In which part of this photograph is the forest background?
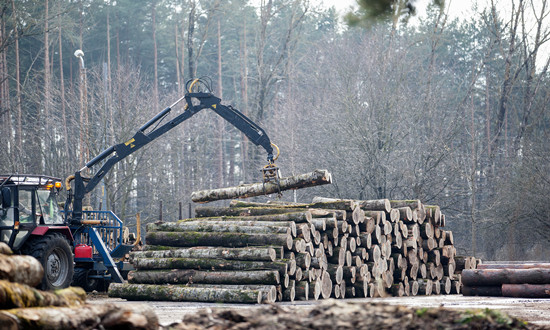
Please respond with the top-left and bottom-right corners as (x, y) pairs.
(1, 0), (549, 261)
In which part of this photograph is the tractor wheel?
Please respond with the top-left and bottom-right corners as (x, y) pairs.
(72, 267), (99, 292)
(21, 233), (74, 290)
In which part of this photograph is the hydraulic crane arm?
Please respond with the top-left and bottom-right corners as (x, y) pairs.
(65, 78), (278, 223)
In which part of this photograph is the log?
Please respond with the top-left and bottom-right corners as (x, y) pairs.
(0, 280), (85, 309)
(131, 246), (277, 262)
(462, 285), (502, 296)
(191, 169), (332, 203)
(0, 243), (12, 255)
(356, 199), (391, 213)
(283, 280), (296, 302)
(182, 284), (278, 302)
(462, 268), (550, 286)
(0, 303), (158, 330)
(109, 283), (269, 304)
(295, 281), (309, 300)
(477, 263), (550, 270)
(320, 271), (333, 299)
(396, 207), (413, 222)
(128, 269), (280, 285)
(0, 254), (44, 287)
(148, 221), (296, 236)
(193, 209), (312, 222)
(133, 257), (291, 274)
(390, 200), (422, 210)
(364, 211), (385, 225)
(441, 276), (452, 294)
(309, 280), (322, 300)
(145, 231), (293, 250)
(501, 284), (550, 298)
(391, 283), (405, 297)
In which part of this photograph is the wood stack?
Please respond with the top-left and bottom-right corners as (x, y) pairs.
(462, 263), (550, 298)
(111, 197), (472, 303)
(0, 242), (158, 329)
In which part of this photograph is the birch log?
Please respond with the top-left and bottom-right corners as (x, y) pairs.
(191, 169), (332, 203)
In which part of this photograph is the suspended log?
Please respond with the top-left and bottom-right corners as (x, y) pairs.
(0, 280), (85, 309)
(128, 269), (280, 285)
(191, 169), (332, 203)
(462, 268), (550, 286)
(501, 284), (550, 298)
(146, 231), (293, 250)
(109, 283), (270, 304)
(131, 247), (277, 263)
(0, 254), (44, 287)
(0, 303), (158, 330)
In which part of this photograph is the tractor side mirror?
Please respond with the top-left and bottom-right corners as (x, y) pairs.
(1, 188), (11, 208)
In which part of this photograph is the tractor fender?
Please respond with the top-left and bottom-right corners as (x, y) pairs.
(30, 226), (74, 243)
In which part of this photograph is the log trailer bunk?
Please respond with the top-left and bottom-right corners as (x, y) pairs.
(0, 78), (280, 291)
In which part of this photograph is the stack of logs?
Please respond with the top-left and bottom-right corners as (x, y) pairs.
(0, 242), (158, 329)
(462, 263), (550, 298)
(110, 197), (475, 303)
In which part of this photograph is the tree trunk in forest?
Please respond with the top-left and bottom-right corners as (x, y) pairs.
(146, 231), (293, 249)
(11, 0), (22, 150)
(131, 246), (277, 262)
(58, 1), (69, 167)
(44, 0), (50, 132)
(191, 169), (332, 203)
(128, 269), (281, 285)
(152, 0), (159, 110)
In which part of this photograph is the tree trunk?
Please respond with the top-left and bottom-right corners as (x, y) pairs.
(194, 208), (312, 222)
(0, 281), (85, 309)
(0, 254), (44, 287)
(462, 269), (550, 286)
(501, 284), (550, 298)
(146, 231), (293, 249)
(147, 222), (293, 236)
(295, 281), (309, 300)
(109, 283), (268, 304)
(477, 263), (550, 270)
(133, 257), (290, 274)
(0, 303), (158, 329)
(131, 247), (277, 262)
(191, 169), (332, 203)
(462, 285), (502, 296)
(128, 269), (281, 285)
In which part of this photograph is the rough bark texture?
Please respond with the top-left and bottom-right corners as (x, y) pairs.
(191, 169), (332, 203)
(131, 247), (277, 262)
(133, 257), (290, 273)
(0, 303), (158, 329)
(109, 283), (267, 304)
(0, 254), (44, 287)
(146, 231), (293, 249)
(0, 280), (85, 309)
(462, 268), (550, 286)
(128, 269), (281, 285)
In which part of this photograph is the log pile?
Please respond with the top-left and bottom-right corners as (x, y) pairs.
(112, 197), (473, 303)
(0, 242), (159, 329)
(462, 263), (550, 298)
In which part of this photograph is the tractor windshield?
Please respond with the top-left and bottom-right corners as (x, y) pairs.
(36, 189), (64, 224)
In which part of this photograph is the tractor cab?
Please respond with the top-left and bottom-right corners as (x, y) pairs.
(0, 175), (67, 251)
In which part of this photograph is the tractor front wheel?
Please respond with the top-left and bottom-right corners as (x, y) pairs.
(22, 233), (74, 290)
(72, 267), (100, 292)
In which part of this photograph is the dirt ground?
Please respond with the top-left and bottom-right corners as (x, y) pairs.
(87, 294), (550, 328)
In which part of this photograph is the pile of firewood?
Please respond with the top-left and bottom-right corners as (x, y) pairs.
(462, 262), (550, 298)
(110, 196), (474, 303)
(0, 242), (158, 329)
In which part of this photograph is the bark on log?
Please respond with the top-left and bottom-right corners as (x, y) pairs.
(0, 243), (12, 255)
(192, 209), (312, 223)
(145, 231), (293, 250)
(109, 283), (270, 304)
(477, 263), (550, 270)
(150, 220), (296, 236)
(128, 269), (280, 285)
(356, 199), (391, 213)
(295, 281), (309, 300)
(133, 257), (291, 274)
(191, 169), (332, 203)
(462, 268), (550, 286)
(0, 303), (158, 330)
(390, 200), (422, 210)
(0, 280), (85, 309)
(462, 285), (502, 296)
(501, 284), (550, 298)
(0, 254), (44, 287)
(131, 246), (277, 262)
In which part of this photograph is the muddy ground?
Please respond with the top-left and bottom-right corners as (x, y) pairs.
(87, 294), (550, 328)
